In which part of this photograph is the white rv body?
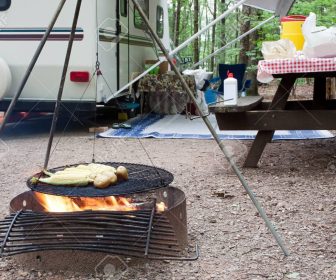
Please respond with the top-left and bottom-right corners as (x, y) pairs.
(0, 0), (170, 111)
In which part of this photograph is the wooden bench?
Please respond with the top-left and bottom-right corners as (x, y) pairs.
(209, 96), (263, 113)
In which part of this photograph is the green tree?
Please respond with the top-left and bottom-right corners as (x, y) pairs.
(168, 0), (336, 76)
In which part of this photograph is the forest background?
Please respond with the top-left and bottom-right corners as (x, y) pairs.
(168, 0), (336, 93)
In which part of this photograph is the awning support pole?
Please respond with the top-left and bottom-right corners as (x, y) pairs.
(132, 0), (289, 256)
(0, 0), (67, 135)
(107, 0), (248, 102)
(44, 0), (83, 169)
(192, 15), (276, 69)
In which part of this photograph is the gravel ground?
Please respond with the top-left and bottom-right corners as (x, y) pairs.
(0, 120), (335, 280)
(0, 83), (335, 280)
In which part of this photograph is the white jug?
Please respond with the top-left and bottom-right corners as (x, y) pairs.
(224, 72), (238, 106)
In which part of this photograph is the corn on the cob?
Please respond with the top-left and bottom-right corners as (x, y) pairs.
(55, 170), (93, 176)
(88, 163), (116, 173)
(43, 169), (54, 177)
(35, 163), (121, 188)
(35, 174), (91, 186)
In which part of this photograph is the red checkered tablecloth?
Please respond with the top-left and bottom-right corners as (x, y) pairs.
(257, 57), (336, 83)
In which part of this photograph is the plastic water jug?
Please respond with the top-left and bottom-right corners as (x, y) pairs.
(281, 15), (306, 50)
(224, 72), (238, 106)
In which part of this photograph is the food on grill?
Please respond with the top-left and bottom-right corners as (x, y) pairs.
(31, 163), (128, 188)
(35, 174), (90, 187)
(116, 166), (129, 181)
(94, 170), (118, 188)
(102, 171), (118, 185)
(110, 173), (118, 185)
(94, 174), (111, 189)
(88, 163), (117, 174)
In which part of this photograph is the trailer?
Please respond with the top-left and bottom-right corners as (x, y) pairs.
(0, 0), (170, 112)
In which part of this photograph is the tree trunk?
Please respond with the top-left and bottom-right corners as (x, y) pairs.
(210, 0), (217, 71)
(193, 0), (200, 68)
(239, 5), (251, 66)
(174, 0), (182, 46)
(203, 8), (209, 65)
(235, 9), (240, 64)
(220, 0), (227, 63)
(171, 0), (176, 40)
(247, 9), (262, 96)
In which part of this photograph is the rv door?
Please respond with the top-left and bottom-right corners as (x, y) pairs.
(118, 0), (151, 97)
(96, 0), (119, 102)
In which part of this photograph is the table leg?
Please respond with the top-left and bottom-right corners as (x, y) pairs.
(244, 131), (274, 167)
(244, 76), (297, 167)
(313, 77), (327, 106)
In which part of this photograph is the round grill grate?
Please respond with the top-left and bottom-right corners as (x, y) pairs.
(27, 162), (174, 197)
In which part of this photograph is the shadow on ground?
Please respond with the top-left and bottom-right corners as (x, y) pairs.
(0, 111), (117, 139)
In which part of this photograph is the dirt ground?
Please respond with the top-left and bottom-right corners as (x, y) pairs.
(0, 83), (335, 280)
(0, 128), (335, 279)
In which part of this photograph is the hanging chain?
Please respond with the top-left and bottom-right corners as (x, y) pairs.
(92, 50), (101, 163)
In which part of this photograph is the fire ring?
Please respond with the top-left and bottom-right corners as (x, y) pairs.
(2, 187), (189, 260)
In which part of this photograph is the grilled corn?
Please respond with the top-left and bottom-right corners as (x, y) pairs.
(34, 174), (91, 187)
(34, 163), (126, 188)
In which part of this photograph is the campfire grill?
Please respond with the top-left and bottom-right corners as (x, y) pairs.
(0, 210), (183, 259)
(27, 162), (174, 197)
(0, 187), (197, 261)
(0, 0), (203, 267)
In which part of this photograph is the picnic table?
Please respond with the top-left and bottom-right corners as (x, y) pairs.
(210, 57), (336, 167)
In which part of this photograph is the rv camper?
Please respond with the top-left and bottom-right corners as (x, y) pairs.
(0, 0), (170, 112)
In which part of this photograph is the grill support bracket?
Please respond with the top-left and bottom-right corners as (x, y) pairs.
(145, 199), (156, 256)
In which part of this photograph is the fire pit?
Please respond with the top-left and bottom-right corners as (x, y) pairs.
(0, 0), (201, 268)
(0, 163), (196, 264)
(2, 187), (187, 258)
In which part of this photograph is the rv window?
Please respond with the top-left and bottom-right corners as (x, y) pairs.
(134, 0), (149, 30)
(120, 0), (127, 17)
(0, 0), (11, 11)
(156, 6), (164, 38)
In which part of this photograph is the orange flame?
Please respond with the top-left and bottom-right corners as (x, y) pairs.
(156, 202), (167, 213)
(35, 192), (139, 213)
(34, 192), (167, 213)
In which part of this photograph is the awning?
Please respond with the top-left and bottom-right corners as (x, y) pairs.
(244, 0), (295, 17)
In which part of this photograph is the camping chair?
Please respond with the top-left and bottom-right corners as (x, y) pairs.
(218, 63), (251, 96)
